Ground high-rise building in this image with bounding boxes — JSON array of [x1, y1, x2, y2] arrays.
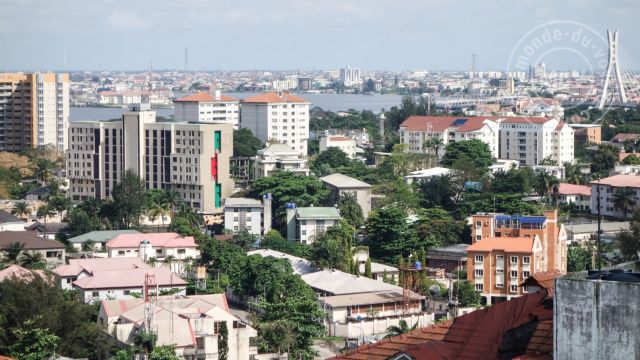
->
[[66, 104, 232, 213], [297, 77, 312, 91], [339, 67, 362, 86], [240, 92, 310, 155], [0, 72, 69, 151], [173, 90, 240, 129], [498, 117, 574, 166]]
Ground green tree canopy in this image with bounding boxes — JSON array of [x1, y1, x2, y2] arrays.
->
[[590, 144, 620, 177], [312, 147, 351, 176], [366, 205, 420, 264], [336, 192, 365, 227], [110, 170, 147, 229], [622, 154, 640, 165], [567, 246, 593, 272], [440, 139, 494, 169], [260, 229, 309, 258], [233, 128, 263, 157]]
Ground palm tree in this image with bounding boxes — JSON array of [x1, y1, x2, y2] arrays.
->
[[20, 251, 45, 269], [147, 257, 158, 267], [148, 202, 169, 232], [564, 163, 588, 185], [36, 204, 55, 235], [33, 158, 55, 187], [612, 187, 637, 220], [1, 242, 25, 264], [535, 172, 559, 203], [163, 190, 183, 216], [11, 202, 31, 220], [384, 320, 418, 338], [164, 255, 176, 273]]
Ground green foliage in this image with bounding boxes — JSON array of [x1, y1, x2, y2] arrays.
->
[[364, 258, 372, 278], [68, 208, 101, 237], [310, 110, 381, 142], [337, 192, 365, 227], [490, 167, 536, 194], [590, 144, 620, 177], [230, 229, 256, 251], [233, 128, 264, 157], [377, 144, 428, 178], [110, 169, 147, 229], [133, 331, 157, 356], [366, 205, 420, 264], [567, 246, 593, 272], [11, 201, 31, 220], [415, 209, 465, 248], [260, 229, 309, 258], [9, 318, 60, 360], [458, 193, 540, 218], [374, 179, 421, 211], [384, 320, 417, 338], [0, 276, 114, 358], [308, 222, 354, 271], [622, 154, 640, 165], [440, 139, 494, 169], [450, 280, 481, 307], [1, 241, 24, 264], [312, 147, 351, 176], [612, 187, 637, 219], [217, 322, 229, 360], [616, 207, 640, 261]]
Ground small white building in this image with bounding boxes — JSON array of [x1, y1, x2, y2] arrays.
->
[[0, 210, 27, 231], [489, 159, 520, 174], [53, 257, 150, 290], [319, 135, 359, 159], [174, 91, 240, 129], [253, 143, 310, 179], [106, 232, 199, 271], [224, 195, 272, 235], [320, 173, 372, 218], [591, 174, 640, 219], [557, 183, 591, 211], [286, 205, 341, 244], [403, 167, 454, 184]]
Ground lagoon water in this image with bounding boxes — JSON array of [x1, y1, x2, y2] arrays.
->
[[70, 92, 404, 121]]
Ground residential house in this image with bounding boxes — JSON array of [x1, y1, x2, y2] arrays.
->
[[67, 229, 141, 251], [498, 117, 574, 166], [223, 195, 272, 235], [0, 231, 65, 266], [285, 205, 341, 244], [53, 257, 150, 290], [590, 174, 640, 219], [0, 264, 48, 282], [320, 173, 372, 218], [98, 294, 259, 360], [557, 183, 591, 211], [0, 210, 26, 231], [565, 221, 629, 245], [253, 143, 310, 179], [319, 135, 360, 159], [569, 124, 601, 145], [515, 97, 564, 117], [426, 244, 469, 273], [106, 232, 198, 272]]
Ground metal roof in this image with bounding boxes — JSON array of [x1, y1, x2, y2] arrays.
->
[[320, 173, 372, 188], [295, 207, 341, 220]]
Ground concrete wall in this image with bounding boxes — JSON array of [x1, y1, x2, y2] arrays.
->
[[328, 313, 433, 338], [555, 277, 640, 360]]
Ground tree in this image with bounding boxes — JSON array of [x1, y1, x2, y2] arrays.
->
[[622, 155, 640, 165], [450, 280, 480, 307], [11, 201, 31, 220], [32, 158, 55, 186], [36, 204, 55, 235], [19, 251, 46, 270], [423, 137, 444, 158], [1, 241, 24, 264], [567, 246, 593, 272], [149, 345, 180, 360], [612, 187, 637, 220], [133, 331, 157, 357], [309, 232, 348, 271], [218, 321, 229, 360], [415, 208, 466, 248], [564, 163, 587, 185], [617, 207, 640, 260], [260, 229, 309, 258], [312, 147, 351, 175], [47, 195, 70, 220], [163, 190, 183, 217], [535, 172, 559, 202], [230, 229, 256, 251], [591, 144, 620, 176], [366, 205, 420, 264], [9, 319, 60, 360], [110, 170, 147, 229], [364, 258, 372, 278], [337, 192, 365, 227], [233, 128, 264, 157], [539, 156, 559, 166], [68, 208, 101, 237], [490, 167, 536, 194], [384, 320, 417, 338], [440, 139, 494, 169]]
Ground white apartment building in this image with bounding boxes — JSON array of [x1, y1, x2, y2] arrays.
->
[[253, 143, 310, 179], [223, 195, 272, 235], [499, 117, 574, 166], [515, 98, 564, 118], [399, 116, 500, 158], [286, 205, 342, 244], [66, 104, 232, 213], [174, 91, 240, 129], [591, 174, 640, 219], [272, 78, 298, 91], [319, 135, 360, 159], [240, 91, 310, 155], [340, 67, 362, 86], [0, 72, 68, 151], [557, 183, 591, 212]]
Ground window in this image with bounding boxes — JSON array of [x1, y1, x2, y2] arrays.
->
[[476, 235, 482, 241], [177, 249, 186, 254], [475, 283, 484, 291], [496, 255, 504, 262], [511, 270, 518, 278], [523, 256, 530, 265], [92, 291, 99, 297], [511, 256, 518, 264], [474, 269, 483, 277], [124, 290, 130, 295], [523, 270, 530, 279], [156, 249, 162, 254], [214, 321, 223, 335], [475, 221, 482, 228], [474, 255, 484, 263], [510, 285, 518, 293]]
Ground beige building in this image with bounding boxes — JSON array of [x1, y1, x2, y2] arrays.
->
[[66, 104, 232, 213], [0, 72, 69, 151], [174, 91, 240, 129], [240, 91, 310, 155], [319, 135, 359, 159], [253, 143, 310, 179], [320, 173, 372, 218]]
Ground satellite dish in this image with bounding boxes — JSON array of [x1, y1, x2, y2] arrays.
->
[[429, 285, 441, 296]]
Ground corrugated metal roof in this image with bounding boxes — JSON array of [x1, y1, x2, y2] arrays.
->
[[295, 207, 341, 219]]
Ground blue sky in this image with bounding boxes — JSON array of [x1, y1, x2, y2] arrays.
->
[[1, 0, 639, 71]]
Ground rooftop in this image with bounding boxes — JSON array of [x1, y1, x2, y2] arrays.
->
[[0, 231, 65, 250], [247, 249, 316, 275], [73, 267, 186, 290], [294, 207, 341, 220], [557, 183, 591, 196], [405, 167, 454, 179], [320, 289, 422, 308], [0, 210, 24, 224], [400, 116, 492, 132], [174, 92, 238, 103], [224, 197, 263, 207], [0, 264, 48, 282], [67, 229, 141, 244], [53, 257, 150, 277], [106, 232, 197, 249], [466, 236, 536, 253], [320, 173, 372, 188], [301, 269, 401, 295], [591, 174, 640, 188], [242, 91, 308, 104]]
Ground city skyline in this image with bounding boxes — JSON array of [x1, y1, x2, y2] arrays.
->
[[1, 0, 639, 72]]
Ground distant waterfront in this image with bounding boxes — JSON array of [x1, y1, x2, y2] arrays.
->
[[70, 92, 404, 121]]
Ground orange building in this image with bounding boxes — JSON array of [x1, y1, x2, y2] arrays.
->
[[466, 210, 567, 304]]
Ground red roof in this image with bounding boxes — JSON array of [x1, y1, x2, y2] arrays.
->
[[466, 236, 535, 253], [329, 136, 353, 141], [174, 92, 238, 102], [499, 117, 554, 124], [520, 270, 562, 298], [106, 232, 197, 249], [557, 183, 591, 196], [241, 92, 308, 103], [590, 174, 640, 188], [611, 133, 640, 143], [331, 289, 553, 360], [399, 116, 492, 132]]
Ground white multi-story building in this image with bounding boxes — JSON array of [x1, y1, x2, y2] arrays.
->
[[591, 174, 640, 219], [271, 78, 298, 91], [174, 91, 240, 129], [319, 135, 359, 159], [515, 98, 564, 118], [399, 116, 500, 158], [223, 195, 272, 236], [557, 183, 591, 212], [0, 72, 68, 151], [253, 143, 310, 179], [240, 91, 310, 155], [286, 205, 342, 244], [340, 67, 362, 86], [66, 104, 232, 213], [498, 117, 574, 166]]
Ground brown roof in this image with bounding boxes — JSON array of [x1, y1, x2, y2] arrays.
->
[[611, 133, 640, 143], [174, 92, 238, 102], [557, 183, 591, 196], [331, 289, 553, 360], [590, 174, 640, 188], [466, 236, 535, 253], [0, 231, 65, 250], [520, 270, 562, 298], [241, 92, 308, 103]]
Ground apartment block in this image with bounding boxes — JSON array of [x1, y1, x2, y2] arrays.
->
[[499, 117, 574, 166], [240, 91, 310, 155], [0, 72, 69, 151], [467, 210, 567, 303], [569, 124, 601, 145], [399, 116, 500, 158], [66, 104, 232, 213], [286, 205, 341, 244], [253, 143, 310, 179], [590, 174, 640, 219], [223, 195, 272, 235], [174, 90, 240, 129], [319, 135, 360, 159]]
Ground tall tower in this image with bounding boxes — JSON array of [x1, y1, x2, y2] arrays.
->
[[598, 30, 627, 109], [184, 48, 189, 72]]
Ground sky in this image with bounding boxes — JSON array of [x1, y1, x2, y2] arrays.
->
[[1, 0, 639, 72]]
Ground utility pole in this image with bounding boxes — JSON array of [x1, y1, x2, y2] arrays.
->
[[596, 178, 602, 272]]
